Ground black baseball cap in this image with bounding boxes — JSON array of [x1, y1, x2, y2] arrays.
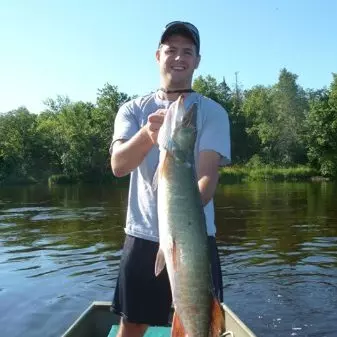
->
[[159, 21, 200, 54]]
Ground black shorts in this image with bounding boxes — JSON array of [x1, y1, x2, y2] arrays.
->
[[111, 234, 223, 326]]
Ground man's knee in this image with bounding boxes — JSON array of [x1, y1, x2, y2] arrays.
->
[[115, 317, 148, 337]]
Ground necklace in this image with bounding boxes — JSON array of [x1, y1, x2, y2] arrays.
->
[[159, 88, 195, 94]]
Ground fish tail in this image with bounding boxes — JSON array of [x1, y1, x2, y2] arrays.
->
[[209, 297, 226, 337], [170, 297, 226, 337], [171, 312, 185, 337]]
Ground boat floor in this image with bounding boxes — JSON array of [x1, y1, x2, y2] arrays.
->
[[108, 325, 170, 337]]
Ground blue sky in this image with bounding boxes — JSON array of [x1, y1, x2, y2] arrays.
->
[[0, 0, 336, 113]]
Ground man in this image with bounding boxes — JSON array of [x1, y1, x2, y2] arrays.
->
[[110, 21, 231, 337]]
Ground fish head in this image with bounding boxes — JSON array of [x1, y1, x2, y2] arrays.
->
[[158, 95, 197, 162], [172, 97, 197, 153]]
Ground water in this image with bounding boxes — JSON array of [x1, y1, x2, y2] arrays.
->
[[0, 182, 336, 337]]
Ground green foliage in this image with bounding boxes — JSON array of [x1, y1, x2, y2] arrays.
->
[[1, 71, 337, 184], [270, 68, 308, 164], [193, 74, 249, 162], [48, 174, 77, 185], [0, 83, 130, 185], [219, 166, 318, 183], [305, 74, 337, 177], [193, 75, 232, 111], [243, 69, 308, 165], [0, 107, 38, 182], [243, 85, 276, 161]]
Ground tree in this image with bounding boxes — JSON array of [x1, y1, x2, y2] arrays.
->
[[242, 85, 277, 163], [193, 75, 232, 110], [0, 107, 38, 182], [305, 74, 337, 177], [95, 83, 131, 177], [193, 74, 248, 163], [43, 95, 71, 114], [270, 68, 309, 164], [96, 82, 130, 137]]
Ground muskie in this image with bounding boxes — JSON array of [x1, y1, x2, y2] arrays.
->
[[154, 95, 226, 337]]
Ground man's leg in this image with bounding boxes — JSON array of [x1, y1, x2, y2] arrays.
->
[[115, 319, 148, 337], [111, 235, 172, 337]]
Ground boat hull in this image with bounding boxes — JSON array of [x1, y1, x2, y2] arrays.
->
[[61, 301, 257, 337]]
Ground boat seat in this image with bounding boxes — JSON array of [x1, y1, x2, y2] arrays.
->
[[108, 325, 171, 337]]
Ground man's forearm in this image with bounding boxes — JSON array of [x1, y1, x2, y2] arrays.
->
[[198, 172, 219, 207], [197, 151, 221, 207], [111, 127, 154, 177]]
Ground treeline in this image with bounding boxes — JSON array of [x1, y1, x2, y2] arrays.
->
[[192, 68, 337, 178], [0, 68, 337, 185], [0, 84, 130, 184]]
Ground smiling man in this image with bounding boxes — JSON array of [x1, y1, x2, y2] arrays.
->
[[109, 21, 231, 337]]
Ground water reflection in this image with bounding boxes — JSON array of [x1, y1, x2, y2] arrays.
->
[[214, 182, 337, 337], [0, 182, 336, 337], [0, 183, 130, 337]]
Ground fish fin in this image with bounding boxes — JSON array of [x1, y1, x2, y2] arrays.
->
[[154, 247, 166, 276], [171, 311, 186, 337], [209, 297, 226, 337]]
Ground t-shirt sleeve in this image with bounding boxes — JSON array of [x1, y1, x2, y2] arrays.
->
[[198, 100, 231, 166], [109, 102, 139, 155]]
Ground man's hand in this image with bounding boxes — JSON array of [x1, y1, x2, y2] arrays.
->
[[145, 109, 166, 144], [111, 109, 167, 177]]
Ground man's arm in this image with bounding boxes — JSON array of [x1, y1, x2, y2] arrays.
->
[[111, 110, 165, 177], [197, 150, 221, 206], [196, 100, 231, 206]]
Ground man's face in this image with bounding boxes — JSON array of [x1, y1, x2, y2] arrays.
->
[[156, 34, 201, 88]]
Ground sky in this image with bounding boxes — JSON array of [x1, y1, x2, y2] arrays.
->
[[0, 0, 336, 113]]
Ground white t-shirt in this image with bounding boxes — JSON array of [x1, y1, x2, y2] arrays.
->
[[110, 91, 231, 242]]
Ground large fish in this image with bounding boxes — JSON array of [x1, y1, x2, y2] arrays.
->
[[154, 95, 226, 337]]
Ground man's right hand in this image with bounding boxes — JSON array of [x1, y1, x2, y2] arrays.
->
[[145, 109, 166, 145], [111, 109, 167, 177]]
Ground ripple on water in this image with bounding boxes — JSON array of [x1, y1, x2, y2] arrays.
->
[[29, 208, 106, 221], [1, 183, 337, 337], [30, 211, 82, 221], [300, 255, 336, 265], [3, 207, 59, 213], [0, 213, 26, 220], [0, 222, 16, 229]]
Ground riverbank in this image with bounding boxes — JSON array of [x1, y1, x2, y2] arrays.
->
[[218, 165, 327, 184], [0, 166, 330, 186]]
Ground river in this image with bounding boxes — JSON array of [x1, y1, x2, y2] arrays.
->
[[0, 182, 336, 337]]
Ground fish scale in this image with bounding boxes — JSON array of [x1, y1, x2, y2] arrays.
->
[[161, 159, 212, 336]]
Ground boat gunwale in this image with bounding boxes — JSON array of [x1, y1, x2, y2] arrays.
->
[[61, 301, 257, 337]]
